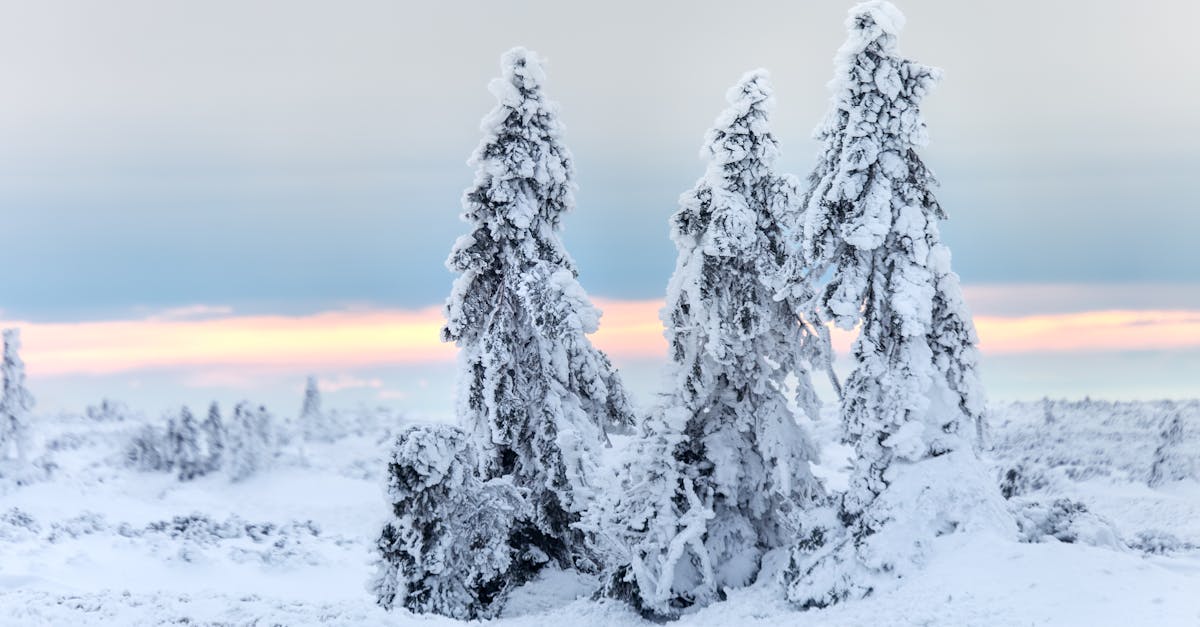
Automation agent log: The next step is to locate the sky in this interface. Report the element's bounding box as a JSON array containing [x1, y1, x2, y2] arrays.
[[1, 0, 1198, 418]]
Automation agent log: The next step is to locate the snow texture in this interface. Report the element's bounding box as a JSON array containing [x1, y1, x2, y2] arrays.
[[441, 47, 636, 575]]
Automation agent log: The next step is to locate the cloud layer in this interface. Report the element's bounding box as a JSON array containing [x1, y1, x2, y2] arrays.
[[7, 286, 1200, 380]]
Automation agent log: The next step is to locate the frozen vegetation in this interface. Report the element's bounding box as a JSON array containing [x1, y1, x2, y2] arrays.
[[0, 400, 1197, 625], [2, 1, 1196, 625]]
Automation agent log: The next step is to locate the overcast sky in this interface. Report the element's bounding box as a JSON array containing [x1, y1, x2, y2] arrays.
[[2, 0, 1198, 320], [1, 0, 1198, 411]]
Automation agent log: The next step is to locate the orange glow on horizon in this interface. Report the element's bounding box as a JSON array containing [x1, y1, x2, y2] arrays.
[[5, 301, 1200, 378]]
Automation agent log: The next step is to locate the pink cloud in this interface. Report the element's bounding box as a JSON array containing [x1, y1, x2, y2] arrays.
[[5, 289, 1200, 381]]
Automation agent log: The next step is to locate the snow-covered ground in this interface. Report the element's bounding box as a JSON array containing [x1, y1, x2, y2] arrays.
[[1, 400, 1198, 626]]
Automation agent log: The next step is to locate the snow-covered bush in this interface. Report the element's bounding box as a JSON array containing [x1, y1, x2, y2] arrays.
[[783, 2, 1012, 607], [592, 70, 825, 619], [0, 507, 40, 541], [441, 46, 634, 573], [1128, 529, 1195, 555], [998, 464, 1050, 500], [1011, 498, 1124, 550], [46, 512, 107, 543], [372, 424, 524, 620]]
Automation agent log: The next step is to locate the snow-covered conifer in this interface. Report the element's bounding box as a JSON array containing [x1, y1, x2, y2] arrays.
[[373, 424, 524, 619], [173, 406, 203, 481], [441, 47, 635, 571], [226, 402, 273, 482], [784, 2, 1012, 607], [593, 71, 825, 618], [126, 424, 171, 472], [86, 398, 129, 422], [1148, 411, 1192, 487], [0, 329, 35, 462], [163, 415, 180, 470], [202, 401, 224, 473], [1042, 397, 1056, 425], [299, 375, 323, 443]]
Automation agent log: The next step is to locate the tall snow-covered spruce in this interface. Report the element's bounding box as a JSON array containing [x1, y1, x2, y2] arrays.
[[592, 71, 825, 619], [0, 329, 35, 462], [784, 1, 1013, 607], [441, 47, 636, 574]]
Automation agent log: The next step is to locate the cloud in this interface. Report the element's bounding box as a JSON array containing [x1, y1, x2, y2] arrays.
[[960, 283, 1200, 317], [972, 310, 1200, 355], [6, 288, 1200, 381], [181, 370, 261, 390], [2, 306, 451, 377], [144, 304, 237, 322]]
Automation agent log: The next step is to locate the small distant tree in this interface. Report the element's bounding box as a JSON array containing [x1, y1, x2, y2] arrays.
[[86, 398, 129, 422], [162, 415, 180, 470], [1148, 412, 1191, 487], [202, 402, 224, 473], [441, 47, 636, 573], [0, 328, 35, 462], [299, 375, 324, 443], [1042, 397, 1056, 425], [126, 424, 171, 472], [592, 71, 826, 619], [226, 402, 274, 482], [784, 2, 1012, 607], [173, 406, 203, 481], [372, 424, 524, 620]]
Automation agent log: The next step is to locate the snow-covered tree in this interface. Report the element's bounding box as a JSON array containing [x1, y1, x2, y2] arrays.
[[373, 424, 524, 620], [592, 71, 825, 618], [1042, 397, 1056, 425], [784, 2, 1013, 607], [441, 47, 635, 572], [299, 375, 324, 443], [86, 398, 130, 422], [172, 406, 204, 481], [226, 402, 274, 482], [0, 328, 35, 462], [1148, 411, 1191, 487], [126, 424, 171, 472], [163, 415, 180, 470], [202, 401, 224, 474]]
